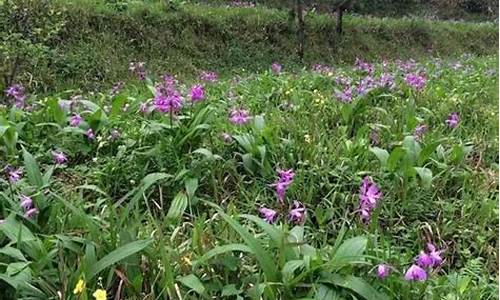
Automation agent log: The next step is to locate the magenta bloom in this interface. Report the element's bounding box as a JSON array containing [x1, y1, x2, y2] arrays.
[[258, 207, 278, 224], [414, 124, 427, 141], [359, 176, 382, 223], [229, 109, 251, 125], [445, 112, 460, 128], [404, 264, 427, 281], [190, 85, 205, 103], [376, 264, 390, 279], [52, 151, 68, 164], [271, 169, 295, 203], [24, 208, 39, 219], [334, 86, 353, 103], [70, 114, 82, 127], [288, 201, 306, 224], [86, 128, 95, 140], [426, 243, 444, 267], [416, 251, 434, 268], [404, 73, 427, 91], [153, 93, 183, 113], [271, 62, 282, 74], [5, 166, 22, 183], [378, 73, 396, 89], [20, 195, 33, 211]]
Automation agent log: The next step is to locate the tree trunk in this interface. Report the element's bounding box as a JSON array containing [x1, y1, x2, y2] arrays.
[[296, 0, 305, 60], [336, 6, 343, 35]]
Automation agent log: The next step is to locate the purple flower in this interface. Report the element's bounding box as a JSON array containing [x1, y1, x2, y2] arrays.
[[153, 93, 183, 114], [70, 114, 82, 127], [20, 195, 33, 211], [357, 76, 377, 96], [86, 128, 95, 140], [354, 58, 374, 75], [414, 124, 427, 141], [190, 85, 205, 103], [52, 151, 68, 164], [199, 71, 218, 82], [5, 166, 22, 183], [404, 264, 427, 281], [404, 73, 427, 91], [426, 243, 444, 267], [288, 200, 306, 224], [359, 176, 382, 223], [229, 109, 251, 125], [221, 133, 232, 143], [24, 208, 39, 219], [445, 112, 460, 128], [110, 129, 120, 140], [334, 86, 353, 103], [258, 207, 278, 224], [378, 73, 396, 89], [376, 264, 390, 279], [271, 62, 282, 74], [111, 81, 125, 96], [129, 61, 146, 80], [271, 169, 295, 203], [416, 251, 434, 268], [5, 84, 26, 108]]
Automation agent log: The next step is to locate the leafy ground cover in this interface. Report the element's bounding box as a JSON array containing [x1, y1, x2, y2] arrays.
[[0, 54, 498, 299]]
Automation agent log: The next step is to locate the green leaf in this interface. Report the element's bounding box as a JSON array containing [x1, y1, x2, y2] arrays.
[[87, 238, 153, 280], [178, 274, 206, 297], [203, 201, 279, 282], [185, 178, 199, 199], [0, 215, 36, 243], [22, 148, 44, 188], [0, 246, 27, 262], [282, 260, 304, 282], [387, 147, 406, 172], [166, 192, 188, 222], [193, 243, 251, 268], [315, 284, 342, 300], [369, 147, 389, 167], [240, 214, 284, 246], [331, 237, 367, 268], [417, 140, 442, 166], [222, 284, 242, 297], [402, 135, 421, 164], [321, 274, 389, 300], [76, 184, 108, 197], [254, 115, 265, 132], [414, 167, 433, 188]]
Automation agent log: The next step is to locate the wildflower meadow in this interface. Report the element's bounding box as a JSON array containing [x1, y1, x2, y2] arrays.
[[0, 1, 498, 299]]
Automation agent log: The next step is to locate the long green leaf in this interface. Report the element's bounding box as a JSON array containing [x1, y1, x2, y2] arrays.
[[203, 201, 279, 281], [22, 148, 44, 188], [87, 238, 153, 280], [193, 243, 251, 267]]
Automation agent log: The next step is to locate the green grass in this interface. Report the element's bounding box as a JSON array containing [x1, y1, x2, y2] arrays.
[[0, 53, 497, 299], [2, 1, 498, 92]]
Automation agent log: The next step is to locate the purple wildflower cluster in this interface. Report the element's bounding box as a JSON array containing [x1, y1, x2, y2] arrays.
[[129, 61, 146, 80], [5, 84, 27, 108], [414, 124, 428, 141], [404, 72, 427, 91], [258, 168, 305, 225], [70, 114, 82, 127], [190, 84, 205, 103], [229, 109, 251, 125], [312, 64, 334, 75], [358, 176, 382, 223], [199, 71, 218, 82], [355, 58, 374, 75], [52, 151, 68, 165], [334, 86, 354, 103], [396, 59, 417, 73], [404, 243, 445, 281], [19, 195, 38, 219], [271, 62, 282, 74], [445, 112, 460, 128], [153, 75, 183, 114], [5, 165, 22, 184]]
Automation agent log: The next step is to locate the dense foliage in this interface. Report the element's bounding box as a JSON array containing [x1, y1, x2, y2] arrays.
[[0, 53, 497, 299]]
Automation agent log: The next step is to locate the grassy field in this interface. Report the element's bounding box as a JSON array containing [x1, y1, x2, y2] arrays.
[[0, 52, 498, 298]]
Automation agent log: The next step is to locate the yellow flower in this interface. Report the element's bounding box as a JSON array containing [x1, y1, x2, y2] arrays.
[[304, 134, 311, 143], [73, 279, 85, 294], [92, 289, 107, 300]]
